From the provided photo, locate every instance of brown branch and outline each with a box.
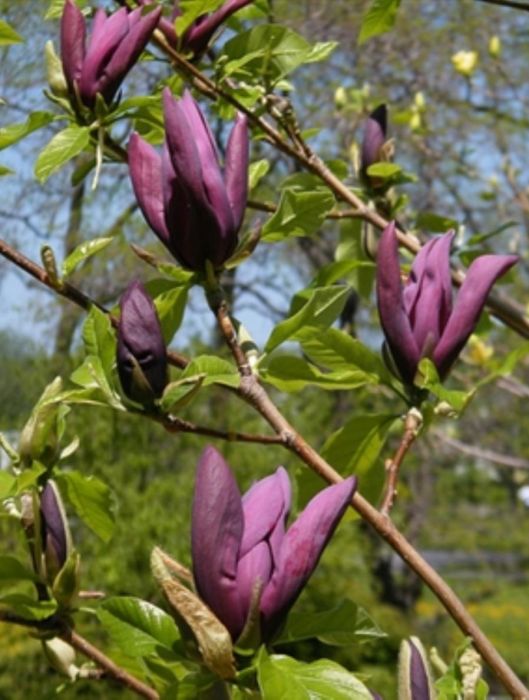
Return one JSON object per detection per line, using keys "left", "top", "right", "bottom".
{"left": 144, "top": 29, "right": 529, "bottom": 342}
{"left": 212, "top": 305, "right": 529, "bottom": 697}
{"left": 63, "top": 629, "right": 159, "bottom": 700}
{"left": 433, "top": 429, "right": 529, "bottom": 471}
{"left": 159, "top": 414, "right": 283, "bottom": 445}
{"left": 380, "top": 409, "right": 422, "bottom": 515}
{"left": 476, "top": 0, "right": 529, "bottom": 10}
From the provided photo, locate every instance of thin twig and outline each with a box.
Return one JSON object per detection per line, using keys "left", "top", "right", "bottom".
{"left": 247, "top": 198, "right": 362, "bottom": 220}
{"left": 63, "top": 629, "right": 159, "bottom": 700}
{"left": 380, "top": 409, "right": 422, "bottom": 516}
{"left": 160, "top": 414, "right": 283, "bottom": 445}
{"left": 476, "top": 0, "right": 529, "bottom": 10}
{"left": 433, "top": 429, "right": 529, "bottom": 471}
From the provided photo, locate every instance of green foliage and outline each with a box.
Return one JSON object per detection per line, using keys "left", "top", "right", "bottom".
{"left": 34, "top": 126, "right": 91, "bottom": 183}
{"left": 257, "top": 647, "right": 372, "bottom": 699}
{"left": 358, "top": 0, "right": 402, "bottom": 45}
{"left": 262, "top": 188, "right": 335, "bottom": 242}
{"left": 54, "top": 470, "right": 115, "bottom": 542}
{"left": 0, "top": 19, "right": 22, "bottom": 45}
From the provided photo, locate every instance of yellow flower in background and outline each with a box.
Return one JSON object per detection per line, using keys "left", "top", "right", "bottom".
{"left": 452, "top": 50, "right": 479, "bottom": 77}
{"left": 489, "top": 35, "right": 501, "bottom": 58}
{"left": 466, "top": 334, "right": 494, "bottom": 366}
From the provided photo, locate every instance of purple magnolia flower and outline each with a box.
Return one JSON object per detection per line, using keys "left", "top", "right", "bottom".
{"left": 376, "top": 221, "right": 518, "bottom": 384}
{"left": 139, "top": 0, "right": 253, "bottom": 56}
{"left": 40, "top": 481, "right": 71, "bottom": 578}
{"left": 60, "top": 0, "right": 161, "bottom": 109}
{"left": 128, "top": 88, "right": 249, "bottom": 271}
{"left": 361, "top": 104, "right": 387, "bottom": 184}
{"left": 116, "top": 280, "right": 168, "bottom": 401}
{"left": 191, "top": 446, "right": 356, "bottom": 642}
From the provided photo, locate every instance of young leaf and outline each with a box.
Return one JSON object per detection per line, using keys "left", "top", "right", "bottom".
{"left": 97, "top": 596, "right": 181, "bottom": 658}
{"left": 249, "top": 159, "right": 270, "bottom": 190}
{"left": 299, "top": 327, "right": 391, "bottom": 383}
{"left": 0, "top": 19, "right": 23, "bottom": 45}
{"left": 275, "top": 599, "right": 386, "bottom": 646}
{"left": 358, "top": 0, "right": 402, "bottom": 45}
{"left": 174, "top": 0, "right": 224, "bottom": 37}
{"left": 264, "top": 286, "right": 349, "bottom": 354}
{"left": 260, "top": 355, "right": 374, "bottom": 392}
{"left": 262, "top": 188, "right": 335, "bottom": 242}
{"left": 257, "top": 648, "right": 372, "bottom": 699}
{"left": 0, "top": 556, "right": 38, "bottom": 586}
{"left": 322, "top": 414, "right": 397, "bottom": 503}
{"left": 145, "top": 279, "right": 189, "bottom": 345}
{"left": 62, "top": 237, "right": 114, "bottom": 278}
{"left": 35, "top": 126, "right": 90, "bottom": 183}
{"left": 55, "top": 469, "right": 115, "bottom": 542}
{"left": 181, "top": 356, "right": 240, "bottom": 388}
{"left": 0, "top": 595, "right": 57, "bottom": 620}
{"left": 0, "top": 111, "right": 55, "bottom": 151}
{"left": 82, "top": 307, "right": 116, "bottom": 380}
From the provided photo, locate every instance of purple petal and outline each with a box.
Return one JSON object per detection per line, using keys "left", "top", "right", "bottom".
{"left": 87, "top": 8, "right": 110, "bottom": 53}
{"left": 96, "top": 6, "right": 161, "bottom": 104}
{"left": 178, "top": 91, "right": 234, "bottom": 236}
{"left": 184, "top": 0, "right": 253, "bottom": 55}
{"left": 376, "top": 222, "right": 420, "bottom": 383}
{"left": 260, "top": 477, "right": 356, "bottom": 637}
{"left": 60, "top": 0, "right": 86, "bottom": 92}
{"left": 192, "top": 447, "right": 245, "bottom": 638}
{"left": 404, "top": 232, "right": 454, "bottom": 356}
{"left": 409, "top": 640, "right": 432, "bottom": 700}
{"left": 224, "top": 113, "right": 249, "bottom": 233}
{"left": 128, "top": 133, "right": 170, "bottom": 246}
{"left": 40, "top": 482, "right": 68, "bottom": 569}
{"left": 163, "top": 88, "right": 208, "bottom": 208}
{"left": 433, "top": 254, "right": 518, "bottom": 378}
{"left": 161, "top": 143, "right": 203, "bottom": 269}
{"left": 236, "top": 541, "right": 272, "bottom": 622}
{"left": 361, "top": 104, "right": 387, "bottom": 174}
{"left": 79, "top": 8, "right": 129, "bottom": 105}
{"left": 116, "top": 280, "right": 167, "bottom": 398}
{"left": 240, "top": 467, "right": 290, "bottom": 559}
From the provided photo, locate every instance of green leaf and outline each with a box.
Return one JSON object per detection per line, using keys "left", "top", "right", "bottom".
{"left": 276, "top": 599, "right": 386, "bottom": 647}
{"left": 144, "top": 279, "right": 189, "bottom": 345}
{"left": 181, "top": 356, "right": 240, "bottom": 388}
{"left": 365, "top": 161, "right": 402, "bottom": 179}
{"left": 222, "top": 25, "right": 333, "bottom": 84}
{"left": 257, "top": 648, "right": 372, "bottom": 700}
{"left": 82, "top": 307, "right": 116, "bottom": 380}
{"left": 358, "top": 0, "right": 402, "bottom": 45}
{"left": 335, "top": 218, "right": 375, "bottom": 300}
{"left": 97, "top": 596, "right": 181, "bottom": 658}
{"left": 174, "top": 0, "right": 224, "bottom": 37}
{"left": 299, "top": 328, "right": 391, "bottom": 383}
{"left": 62, "top": 237, "right": 114, "bottom": 278}
{"left": 321, "top": 414, "right": 397, "bottom": 503}
{"left": 416, "top": 359, "right": 474, "bottom": 414}
{"left": 15, "top": 462, "right": 47, "bottom": 494}
{"left": 0, "top": 471, "right": 16, "bottom": 499}
{"left": 415, "top": 211, "right": 458, "bottom": 233}
{"left": 0, "top": 164, "right": 14, "bottom": 177}
{"left": 264, "top": 286, "right": 349, "bottom": 354}
{"left": 45, "top": 0, "right": 88, "bottom": 20}
{"left": 0, "top": 595, "right": 57, "bottom": 620}
{"left": 249, "top": 159, "right": 269, "bottom": 190}
{"left": 35, "top": 126, "right": 90, "bottom": 183}
{"left": 70, "top": 355, "right": 123, "bottom": 409}
{"left": 0, "top": 556, "right": 38, "bottom": 585}
{"left": 55, "top": 470, "right": 115, "bottom": 542}
{"left": 0, "top": 111, "right": 55, "bottom": 151}
{"left": 159, "top": 376, "right": 204, "bottom": 413}
{"left": 261, "top": 355, "right": 374, "bottom": 392}
{"left": 262, "top": 188, "right": 335, "bottom": 242}
{"left": 0, "top": 19, "right": 23, "bottom": 45}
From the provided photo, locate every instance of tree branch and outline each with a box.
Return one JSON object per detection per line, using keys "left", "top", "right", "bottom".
{"left": 476, "top": 0, "right": 529, "bottom": 11}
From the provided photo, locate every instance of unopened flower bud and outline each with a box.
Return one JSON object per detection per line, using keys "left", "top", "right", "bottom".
{"left": 116, "top": 280, "right": 168, "bottom": 403}
{"left": 398, "top": 637, "right": 435, "bottom": 700}
{"left": 40, "top": 480, "right": 72, "bottom": 583}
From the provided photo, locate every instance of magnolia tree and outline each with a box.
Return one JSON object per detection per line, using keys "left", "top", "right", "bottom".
{"left": 0, "top": 0, "right": 528, "bottom": 698}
